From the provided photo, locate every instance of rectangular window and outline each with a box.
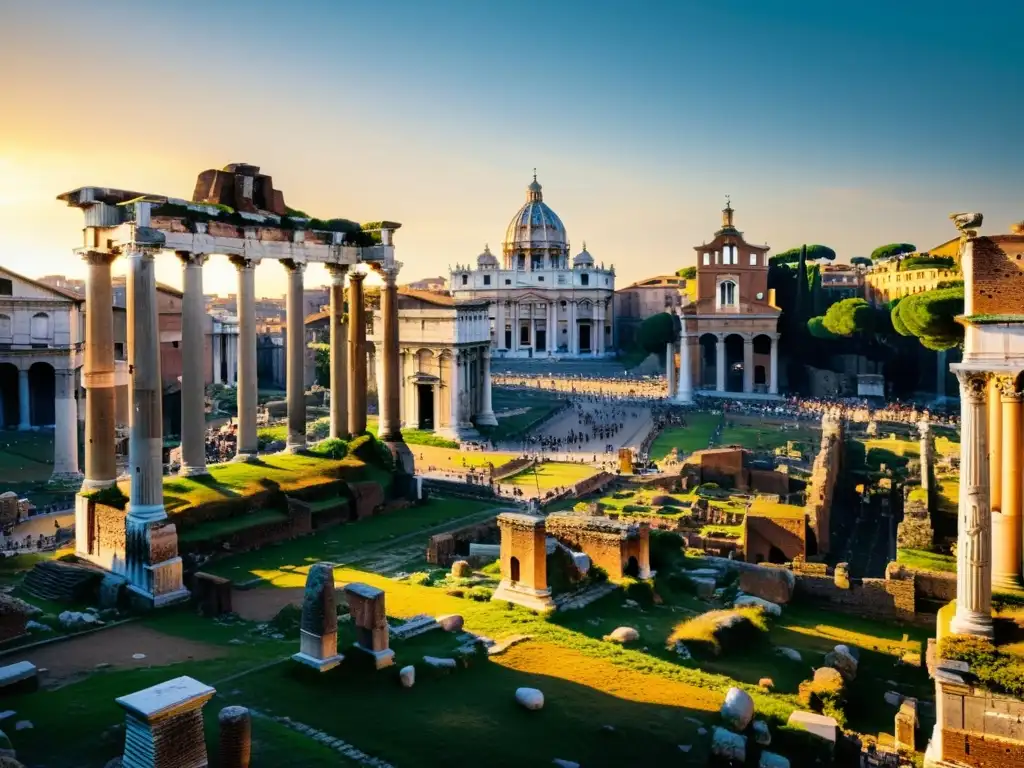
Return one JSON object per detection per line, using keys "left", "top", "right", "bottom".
{"left": 715, "top": 251, "right": 720, "bottom": 264}
{"left": 750, "top": 253, "right": 757, "bottom": 266}
{"left": 505, "top": 279, "right": 511, "bottom": 285}
{"left": 703, "top": 253, "right": 710, "bottom": 265}
{"left": 483, "top": 275, "right": 491, "bottom": 286}
{"left": 538, "top": 276, "right": 544, "bottom": 282}
{"left": 0, "top": 279, "right": 11, "bottom": 296}
{"left": 461, "top": 274, "right": 468, "bottom": 285}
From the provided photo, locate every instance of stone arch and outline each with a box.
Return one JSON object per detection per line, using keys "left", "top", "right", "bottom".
{"left": 509, "top": 556, "right": 521, "bottom": 582}
{"left": 30, "top": 312, "right": 50, "bottom": 344}
{"left": 0, "top": 363, "right": 17, "bottom": 428}
{"left": 625, "top": 555, "right": 640, "bottom": 578}
{"left": 415, "top": 347, "right": 435, "bottom": 375}
{"left": 698, "top": 333, "right": 718, "bottom": 389}
{"left": 28, "top": 361, "right": 55, "bottom": 426}
{"left": 724, "top": 333, "right": 745, "bottom": 392}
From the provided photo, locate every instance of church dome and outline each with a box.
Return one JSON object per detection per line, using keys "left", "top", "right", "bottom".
{"left": 573, "top": 242, "right": 594, "bottom": 267}
{"left": 476, "top": 244, "right": 498, "bottom": 268}
{"left": 503, "top": 173, "right": 567, "bottom": 252}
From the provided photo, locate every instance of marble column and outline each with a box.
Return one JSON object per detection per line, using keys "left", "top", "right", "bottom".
{"left": 529, "top": 307, "right": 536, "bottom": 351}
{"left": 326, "top": 264, "right": 349, "bottom": 439}
{"left": 769, "top": 335, "right": 779, "bottom": 395}
{"left": 233, "top": 257, "right": 258, "bottom": 461}
{"left": 994, "top": 378, "right": 1023, "bottom": 589}
{"left": 743, "top": 337, "right": 754, "bottom": 393}
{"left": 548, "top": 301, "right": 556, "bottom": 354}
{"left": 284, "top": 260, "right": 307, "bottom": 452}
{"left": 50, "top": 366, "right": 81, "bottom": 483}
{"left": 347, "top": 271, "right": 368, "bottom": 436}
{"left": 496, "top": 300, "right": 505, "bottom": 351}
{"left": 511, "top": 303, "right": 519, "bottom": 354}
{"left": 81, "top": 251, "right": 118, "bottom": 490}
{"left": 178, "top": 252, "right": 208, "bottom": 476}
{"left": 377, "top": 263, "right": 403, "bottom": 442}
{"left": 989, "top": 378, "right": 1002, "bottom": 514}
{"left": 478, "top": 348, "right": 497, "bottom": 425}
{"left": 715, "top": 335, "right": 726, "bottom": 392}
{"left": 596, "top": 302, "right": 604, "bottom": 355}
{"left": 951, "top": 370, "right": 993, "bottom": 638}
{"left": 569, "top": 301, "right": 577, "bottom": 355}
{"left": 665, "top": 341, "right": 676, "bottom": 398}
{"left": 676, "top": 335, "right": 693, "bottom": 403}
{"left": 228, "top": 332, "right": 239, "bottom": 387}
{"left": 16, "top": 369, "right": 30, "bottom": 430}
{"left": 918, "top": 420, "right": 933, "bottom": 497}
{"left": 448, "top": 352, "right": 460, "bottom": 434}
{"left": 212, "top": 331, "right": 223, "bottom": 385}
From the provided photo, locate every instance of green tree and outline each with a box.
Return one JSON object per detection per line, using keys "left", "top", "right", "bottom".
{"left": 891, "top": 286, "right": 964, "bottom": 350}
{"left": 637, "top": 312, "right": 677, "bottom": 358}
{"left": 850, "top": 256, "right": 872, "bottom": 267}
{"left": 676, "top": 266, "right": 697, "bottom": 279}
{"left": 808, "top": 263, "right": 826, "bottom": 316}
{"left": 769, "top": 244, "right": 837, "bottom": 266}
{"left": 870, "top": 243, "right": 916, "bottom": 261}
{"left": 807, "top": 316, "right": 840, "bottom": 339}
{"left": 822, "top": 298, "right": 875, "bottom": 337}
{"left": 312, "top": 343, "right": 330, "bottom": 387}
{"left": 794, "top": 245, "right": 809, "bottom": 323}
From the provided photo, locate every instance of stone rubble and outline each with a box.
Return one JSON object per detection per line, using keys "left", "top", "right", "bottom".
{"left": 516, "top": 687, "right": 544, "bottom": 711}
{"left": 399, "top": 666, "right": 415, "bottom": 688}
{"left": 254, "top": 711, "right": 395, "bottom": 767}
{"left": 720, "top": 687, "right": 755, "bottom": 732}
{"left": 603, "top": 626, "right": 639, "bottom": 644}
{"left": 711, "top": 726, "right": 746, "bottom": 762}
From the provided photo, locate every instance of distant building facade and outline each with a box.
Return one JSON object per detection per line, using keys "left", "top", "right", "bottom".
{"left": 614, "top": 274, "right": 688, "bottom": 350}
{"left": 405, "top": 276, "right": 447, "bottom": 293}
{"left": 864, "top": 238, "right": 961, "bottom": 305}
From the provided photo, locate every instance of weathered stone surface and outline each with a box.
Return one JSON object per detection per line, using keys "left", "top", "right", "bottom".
{"left": 734, "top": 594, "right": 781, "bottom": 616}
{"left": 423, "top": 656, "right": 457, "bottom": 670}
{"left": 823, "top": 645, "right": 858, "bottom": 681}
{"left": 688, "top": 576, "right": 716, "bottom": 598}
{"left": 786, "top": 710, "right": 838, "bottom": 746}
{"left": 0, "top": 663, "right": 36, "bottom": 693}
{"left": 116, "top": 676, "right": 216, "bottom": 768}
{"left": 451, "top": 560, "right": 472, "bottom": 578}
{"left": 720, "top": 687, "right": 755, "bottom": 732}
{"left": 344, "top": 582, "right": 393, "bottom": 668}
{"left": 776, "top": 646, "right": 802, "bottom": 662}
{"left": 711, "top": 726, "right": 746, "bottom": 762}
{"left": 58, "top": 610, "right": 103, "bottom": 630}
{"left": 738, "top": 566, "right": 795, "bottom": 604}
{"left": 833, "top": 562, "right": 850, "bottom": 589}
{"left": 218, "top": 705, "right": 251, "bottom": 768}
{"left": 759, "top": 751, "right": 790, "bottom": 768}
{"left": 603, "top": 626, "right": 639, "bottom": 644}
{"left": 894, "top": 698, "right": 917, "bottom": 752}
{"left": 752, "top": 719, "right": 771, "bottom": 745}
{"left": 293, "top": 562, "right": 342, "bottom": 672}
{"left": 399, "top": 665, "right": 415, "bottom": 688}
{"left": 437, "top": 614, "right": 464, "bottom": 633}
{"left": 516, "top": 687, "right": 544, "bottom": 711}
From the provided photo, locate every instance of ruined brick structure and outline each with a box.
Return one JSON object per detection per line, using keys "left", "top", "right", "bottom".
{"left": 545, "top": 512, "right": 651, "bottom": 580}
{"left": 793, "top": 562, "right": 917, "bottom": 623}
{"left": 804, "top": 418, "right": 844, "bottom": 555}
{"left": 897, "top": 487, "right": 935, "bottom": 551}
{"left": 192, "top": 163, "right": 287, "bottom": 216}
{"left": 426, "top": 519, "right": 497, "bottom": 566}
{"left": 685, "top": 447, "right": 792, "bottom": 495}
{"left": 76, "top": 498, "right": 127, "bottom": 571}
{"left": 743, "top": 514, "right": 807, "bottom": 564}
{"left": 491, "top": 513, "right": 555, "bottom": 612}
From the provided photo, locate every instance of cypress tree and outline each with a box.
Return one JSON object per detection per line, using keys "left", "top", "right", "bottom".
{"left": 795, "top": 244, "right": 809, "bottom": 323}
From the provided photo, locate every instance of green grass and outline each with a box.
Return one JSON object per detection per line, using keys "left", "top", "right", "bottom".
{"left": 718, "top": 424, "right": 818, "bottom": 453}
{"left": 503, "top": 462, "right": 598, "bottom": 491}
{"left": 648, "top": 412, "right": 721, "bottom": 460}
{"left": 481, "top": 389, "right": 567, "bottom": 442}
{"left": 202, "top": 496, "right": 500, "bottom": 581}
{"left": 898, "top": 548, "right": 956, "bottom": 573}
{"left": 178, "top": 508, "right": 289, "bottom": 544}
{"left": 907, "top": 486, "right": 929, "bottom": 505}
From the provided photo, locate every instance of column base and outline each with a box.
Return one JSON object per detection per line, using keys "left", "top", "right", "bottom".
{"left": 353, "top": 644, "right": 395, "bottom": 670}
{"left": 292, "top": 652, "right": 345, "bottom": 673}
{"left": 178, "top": 463, "right": 210, "bottom": 477}
{"left": 377, "top": 430, "right": 403, "bottom": 443}
{"left": 491, "top": 580, "right": 555, "bottom": 613}
{"left": 79, "top": 477, "right": 116, "bottom": 492}
{"left": 231, "top": 452, "right": 259, "bottom": 464}
{"left": 284, "top": 442, "right": 307, "bottom": 454}
{"left": 673, "top": 391, "right": 693, "bottom": 404}
{"left": 128, "top": 582, "right": 190, "bottom": 609}
{"left": 475, "top": 411, "right": 498, "bottom": 426}
{"left": 950, "top": 608, "right": 994, "bottom": 638}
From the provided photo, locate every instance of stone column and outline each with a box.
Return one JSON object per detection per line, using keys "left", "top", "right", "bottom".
{"left": 743, "top": 337, "right": 754, "bottom": 393}
{"left": 511, "top": 303, "right": 519, "bottom": 354}
{"left": 228, "top": 330, "right": 238, "bottom": 387}
{"left": 347, "top": 270, "right": 368, "bottom": 436}
{"left": 212, "top": 331, "right": 222, "bottom": 385}
{"left": 448, "top": 352, "right": 460, "bottom": 435}
{"left": 116, "top": 676, "right": 216, "bottom": 768}
{"left": 569, "top": 300, "right": 577, "bottom": 355}
{"left": 233, "top": 258, "right": 258, "bottom": 461}
{"left": 769, "top": 334, "right": 779, "bottom": 395}
{"left": 951, "top": 370, "right": 994, "bottom": 638}
{"left": 665, "top": 341, "right": 676, "bottom": 398}
{"left": 715, "top": 335, "right": 726, "bottom": 392}
{"left": 918, "top": 420, "right": 933, "bottom": 496}
{"left": 125, "top": 247, "right": 187, "bottom": 606}
{"left": 676, "top": 335, "right": 693, "bottom": 403}
{"left": 478, "top": 348, "right": 497, "bottom": 425}
{"left": 988, "top": 378, "right": 1003, "bottom": 515}
{"left": 178, "top": 252, "right": 208, "bottom": 476}
{"left": 496, "top": 300, "right": 505, "bottom": 351}
{"left": 994, "top": 378, "right": 1023, "bottom": 589}
{"left": 218, "top": 706, "right": 252, "bottom": 768}
{"left": 16, "top": 369, "right": 30, "bottom": 430}
{"left": 376, "top": 262, "right": 403, "bottom": 442}
{"left": 50, "top": 366, "right": 81, "bottom": 483}
{"left": 284, "top": 260, "right": 306, "bottom": 452}
{"left": 326, "top": 264, "right": 349, "bottom": 439}
{"left": 596, "top": 302, "right": 604, "bottom": 355}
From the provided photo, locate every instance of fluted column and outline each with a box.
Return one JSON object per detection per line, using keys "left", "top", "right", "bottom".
{"left": 376, "top": 262, "right": 403, "bottom": 442}
{"left": 50, "top": 366, "right": 81, "bottom": 483}
{"left": 16, "top": 369, "right": 30, "bottom": 430}
{"left": 951, "top": 370, "right": 993, "bottom": 638}
{"left": 447, "top": 352, "right": 460, "bottom": 434}
{"left": 233, "top": 257, "right": 258, "bottom": 460}
{"left": 178, "top": 252, "right": 208, "bottom": 476}
{"left": 676, "top": 334, "right": 693, "bottom": 403}
{"left": 326, "top": 264, "right": 349, "bottom": 440}
{"left": 743, "top": 337, "right": 754, "bottom": 393}
{"left": 126, "top": 248, "right": 166, "bottom": 519}
{"left": 993, "top": 377, "right": 1023, "bottom": 589}
{"left": 665, "top": 341, "right": 676, "bottom": 398}
{"left": 989, "top": 378, "right": 1002, "bottom": 514}
{"left": 227, "top": 331, "right": 238, "bottom": 387}
{"left": 769, "top": 334, "right": 779, "bottom": 395}
{"left": 284, "top": 260, "right": 307, "bottom": 452}
{"left": 715, "top": 335, "right": 726, "bottom": 392}
{"left": 81, "top": 251, "right": 118, "bottom": 490}
{"left": 347, "top": 270, "right": 368, "bottom": 436}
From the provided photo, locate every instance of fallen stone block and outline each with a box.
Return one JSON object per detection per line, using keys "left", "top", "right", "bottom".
{"left": 516, "top": 687, "right": 544, "bottom": 711}
{"left": 711, "top": 726, "right": 746, "bottom": 762}
{"left": 720, "top": 687, "right": 754, "bottom": 732}
{"left": 734, "top": 594, "right": 781, "bottom": 617}
{"left": 603, "top": 626, "right": 639, "bottom": 644}
{"left": 786, "top": 710, "right": 838, "bottom": 748}
{"left": 0, "top": 663, "right": 37, "bottom": 696}
{"left": 399, "top": 665, "right": 415, "bottom": 688}
{"left": 738, "top": 565, "right": 795, "bottom": 604}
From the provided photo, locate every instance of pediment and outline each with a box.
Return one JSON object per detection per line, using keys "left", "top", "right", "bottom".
{"left": 0, "top": 267, "right": 81, "bottom": 303}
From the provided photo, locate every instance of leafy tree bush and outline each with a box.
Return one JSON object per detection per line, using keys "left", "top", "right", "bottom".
{"left": 807, "top": 315, "right": 840, "bottom": 339}
{"left": 900, "top": 254, "right": 956, "bottom": 271}
{"left": 891, "top": 285, "right": 964, "bottom": 350}
{"left": 675, "top": 266, "right": 697, "bottom": 279}
{"left": 822, "top": 298, "right": 875, "bottom": 337}
{"left": 637, "top": 312, "right": 677, "bottom": 357}
{"left": 311, "top": 438, "right": 348, "bottom": 459}
{"left": 850, "top": 256, "right": 872, "bottom": 267}
{"left": 870, "top": 243, "right": 916, "bottom": 261}
{"left": 649, "top": 530, "right": 685, "bottom": 570}
{"left": 769, "top": 244, "right": 837, "bottom": 266}
{"left": 623, "top": 577, "right": 655, "bottom": 606}
{"left": 940, "top": 634, "right": 1024, "bottom": 697}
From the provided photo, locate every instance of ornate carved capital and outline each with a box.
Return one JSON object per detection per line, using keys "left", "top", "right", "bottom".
{"left": 80, "top": 249, "right": 119, "bottom": 267}
{"left": 228, "top": 255, "right": 257, "bottom": 272}
{"left": 178, "top": 251, "right": 209, "bottom": 268}
{"left": 956, "top": 370, "right": 990, "bottom": 402}
{"left": 370, "top": 260, "right": 402, "bottom": 285}
{"left": 348, "top": 269, "right": 367, "bottom": 284}
{"left": 325, "top": 263, "right": 349, "bottom": 282}
{"left": 994, "top": 373, "right": 1024, "bottom": 400}
{"left": 281, "top": 258, "right": 306, "bottom": 274}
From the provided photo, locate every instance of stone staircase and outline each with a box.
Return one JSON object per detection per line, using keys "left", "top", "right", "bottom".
{"left": 21, "top": 560, "right": 105, "bottom": 602}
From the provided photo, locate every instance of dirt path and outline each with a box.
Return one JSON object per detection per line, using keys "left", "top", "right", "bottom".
{"left": 232, "top": 587, "right": 305, "bottom": 622}
{"left": 12, "top": 624, "right": 224, "bottom": 689}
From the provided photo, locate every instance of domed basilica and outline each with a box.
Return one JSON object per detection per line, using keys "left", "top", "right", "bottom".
{"left": 450, "top": 174, "right": 615, "bottom": 358}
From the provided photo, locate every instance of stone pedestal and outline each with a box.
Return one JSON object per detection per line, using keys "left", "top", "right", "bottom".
{"left": 124, "top": 518, "right": 188, "bottom": 607}
{"left": 284, "top": 260, "right": 307, "bottom": 453}
{"left": 951, "top": 370, "right": 993, "bottom": 638}
{"left": 491, "top": 513, "right": 554, "bottom": 612}
{"left": 218, "top": 706, "right": 251, "bottom": 768}
{"left": 115, "top": 675, "right": 215, "bottom": 768}
{"left": 293, "top": 562, "right": 343, "bottom": 672}
{"left": 347, "top": 271, "right": 368, "bottom": 436}
{"left": 343, "top": 582, "right": 395, "bottom": 669}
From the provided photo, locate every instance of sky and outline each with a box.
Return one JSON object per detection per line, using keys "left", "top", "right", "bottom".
{"left": 1, "top": 0, "right": 1022, "bottom": 297}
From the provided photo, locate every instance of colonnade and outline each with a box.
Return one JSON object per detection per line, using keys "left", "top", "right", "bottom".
{"left": 950, "top": 370, "right": 1024, "bottom": 638}
{"left": 494, "top": 299, "right": 607, "bottom": 356}
{"left": 665, "top": 332, "right": 779, "bottom": 401}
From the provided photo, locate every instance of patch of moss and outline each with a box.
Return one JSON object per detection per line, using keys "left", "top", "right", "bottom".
{"left": 940, "top": 634, "right": 1024, "bottom": 697}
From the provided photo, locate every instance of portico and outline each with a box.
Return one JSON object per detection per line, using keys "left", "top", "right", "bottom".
{"left": 59, "top": 163, "right": 402, "bottom": 607}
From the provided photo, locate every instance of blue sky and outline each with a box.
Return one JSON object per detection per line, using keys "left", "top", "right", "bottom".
{"left": 1, "top": 0, "right": 1021, "bottom": 294}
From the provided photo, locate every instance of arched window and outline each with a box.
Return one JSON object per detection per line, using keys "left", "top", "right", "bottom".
{"left": 509, "top": 556, "right": 520, "bottom": 582}
{"left": 718, "top": 281, "right": 737, "bottom": 308}
{"left": 30, "top": 312, "right": 50, "bottom": 343}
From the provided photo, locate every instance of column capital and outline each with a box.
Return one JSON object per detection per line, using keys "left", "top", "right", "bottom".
{"left": 370, "top": 261, "right": 402, "bottom": 285}
{"left": 126, "top": 245, "right": 161, "bottom": 260}
{"left": 956, "top": 370, "right": 990, "bottom": 402}
{"left": 229, "top": 255, "right": 258, "bottom": 272}
{"left": 325, "top": 263, "right": 350, "bottom": 282}
{"left": 79, "top": 249, "right": 119, "bottom": 267}
{"left": 177, "top": 251, "right": 210, "bottom": 268}
{"left": 281, "top": 258, "right": 307, "bottom": 274}
{"left": 994, "top": 373, "right": 1024, "bottom": 400}
{"left": 348, "top": 269, "right": 368, "bottom": 284}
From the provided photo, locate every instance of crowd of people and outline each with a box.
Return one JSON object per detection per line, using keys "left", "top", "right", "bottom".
{"left": 700, "top": 394, "right": 959, "bottom": 428}
{"left": 493, "top": 372, "right": 666, "bottom": 401}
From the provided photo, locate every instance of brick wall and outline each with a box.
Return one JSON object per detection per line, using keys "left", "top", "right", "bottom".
{"left": 743, "top": 514, "right": 806, "bottom": 564}
{"left": 935, "top": 670, "right": 1024, "bottom": 767}
{"left": 967, "top": 235, "right": 1024, "bottom": 316}
{"left": 804, "top": 422, "right": 843, "bottom": 555}
{"left": 913, "top": 569, "right": 957, "bottom": 604}
{"left": 793, "top": 567, "right": 916, "bottom": 622}
{"left": 748, "top": 468, "right": 790, "bottom": 496}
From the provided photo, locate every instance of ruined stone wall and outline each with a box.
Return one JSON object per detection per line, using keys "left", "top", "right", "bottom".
{"left": 426, "top": 520, "right": 498, "bottom": 565}
{"left": 935, "top": 675, "right": 1024, "bottom": 767}
{"left": 804, "top": 422, "right": 843, "bottom": 555}
{"left": 897, "top": 488, "right": 934, "bottom": 550}
{"left": 492, "top": 456, "right": 533, "bottom": 481}
{"left": 967, "top": 235, "right": 1024, "bottom": 316}
{"left": 498, "top": 518, "right": 546, "bottom": 591}
{"left": 794, "top": 567, "right": 917, "bottom": 622}
{"left": 912, "top": 569, "right": 957, "bottom": 604}
{"left": 743, "top": 514, "right": 806, "bottom": 564}
{"left": 572, "top": 471, "right": 615, "bottom": 498}
{"left": 698, "top": 449, "right": 746, "bottom": 489}
{"left": 550, "top": 529, "right": 626, "bottom": 579}
{"left": 748, "top": 468, "right": 790, "bottom": 496}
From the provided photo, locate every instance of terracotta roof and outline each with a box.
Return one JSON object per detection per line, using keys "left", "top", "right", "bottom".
{"left": 398, "top": 287, "right": 457, "bottom": 307}
{"left": 0, "top": 266, "right": 84, "bottom": 302}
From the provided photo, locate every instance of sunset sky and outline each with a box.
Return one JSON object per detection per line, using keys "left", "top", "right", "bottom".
{"left": 1, "top": 0, "right": 1022, "bottom": 297}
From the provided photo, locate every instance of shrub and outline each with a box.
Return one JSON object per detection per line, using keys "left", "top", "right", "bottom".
{"left": 649, "top": 530, "right": 684, "bottom": 570}
{"left": 310, "top": 438, "right": 348, "bottom": 459}
{"left": 798, "top": 667, "right": 846, "bottom": 723}
{"left": 268, "top": 604, "right": 303, "bottom": 637}
{"left": 940, "top": 635, "right": 1024, "bottom": 697}
{"left": 87, "top": 485, "right": 128, "bottom": 510}
{"left": 622, "top": 504, "right": 651, "bottom": 514}
{"left": 622, "top": 578, "right": 655, "bottom": 607}
{"left": 480, "top": 560, "right": 502, "bottom": 576}
{"left": 666, "top": 607, "right": 768, "bottom": 657}
{"left": 547, "top": 546, "right": 587, "bottom": 595}
{"left": 695, "top": 483, "right": 724, "bottom": 498}
{"left": 407, "top": 572, "right": 433, "bottom": 587}
{"left": 587, "top": 564, "right": 609, "bottom": 585}
{"left": 467, "top": 586, "right": 493, "bottom": 602}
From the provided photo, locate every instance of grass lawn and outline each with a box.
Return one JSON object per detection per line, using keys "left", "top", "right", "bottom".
{"left": 409, "top": 444, "right": 517, "bottom": 474}
{"left": 178, "top": 508, "right": 289, "bottom": 544}
{"left": 897, "top": 548, "right": 956, "bottom": 573}
{"left": 203, "top": 496, "right": 500, "bottom": 581}
{"left": 648, "top": 412, "right": 721, "bottom": 460}
{"left": 864, "top": 436, "right": 919, "bottom": 458}
{"left": 719, "top": 423, "right": 818, "bottom": 453}
{"left": 748, "top": 499, "right": 805, "bottom": 519}
{"left": 503, "top": 462, "right": 598, "bottom": 491}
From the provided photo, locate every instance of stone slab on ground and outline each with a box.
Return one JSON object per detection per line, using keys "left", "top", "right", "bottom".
{"left": 0, "top": 662, "right": 36, "bottom": 693}
{"left": 388, "top": 614, "right": 440, "bottom": 641}
{"left": 787, "top": 711, "right": 838, "bottom": 746}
